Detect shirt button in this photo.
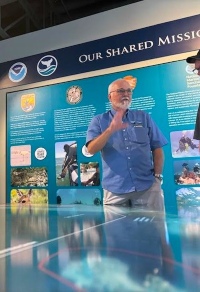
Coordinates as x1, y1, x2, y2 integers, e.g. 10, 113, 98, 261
128, 157, 130, 159
123, 129, 126, 132
126, 147, 128, 149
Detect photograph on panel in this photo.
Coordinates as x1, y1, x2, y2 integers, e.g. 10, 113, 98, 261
174, 160, 200, 185
170, 130, 200, 158
80, 162, 100, 187
10, 145, 31, 166
56, 189, 102, 206
55, 141, 78, 186
11, 167, 48, 187
176, 187, 200, 208
10, 188, 48, 204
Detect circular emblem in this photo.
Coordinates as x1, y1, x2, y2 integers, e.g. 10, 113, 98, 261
35, 147, 47, 160
37, 55, 58, 76
67, 85, 82, 105
8, 62, 27, 82
82, 145, 93, 157
186, 64, 195, 75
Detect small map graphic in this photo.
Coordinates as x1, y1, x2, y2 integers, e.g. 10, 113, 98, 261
10, 145, 31, 166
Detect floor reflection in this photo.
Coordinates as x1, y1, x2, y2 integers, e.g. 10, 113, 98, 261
0, 204, 199, 291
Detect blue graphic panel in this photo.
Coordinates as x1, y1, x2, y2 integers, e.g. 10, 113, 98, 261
6, 59, 200, 209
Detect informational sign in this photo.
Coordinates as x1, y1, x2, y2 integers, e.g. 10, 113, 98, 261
1, 14, 200, 90
6, 59, 200, 207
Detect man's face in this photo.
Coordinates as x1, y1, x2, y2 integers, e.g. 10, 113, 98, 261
195, 60, 200, 76
108, 80, 132, 110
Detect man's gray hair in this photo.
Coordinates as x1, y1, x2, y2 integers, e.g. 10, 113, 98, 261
108, 78, 124, 95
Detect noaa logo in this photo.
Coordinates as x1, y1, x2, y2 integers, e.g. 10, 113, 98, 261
8, 62, 27, 82
37, 55, 58, 76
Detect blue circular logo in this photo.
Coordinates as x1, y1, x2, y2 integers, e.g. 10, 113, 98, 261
37, 55, 58, 76
8, 62, 27, 82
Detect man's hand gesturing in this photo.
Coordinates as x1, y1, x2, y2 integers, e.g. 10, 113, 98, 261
109, 109, 128, 133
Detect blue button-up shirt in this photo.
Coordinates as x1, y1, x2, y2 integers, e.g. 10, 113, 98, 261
86, 108, 168, 194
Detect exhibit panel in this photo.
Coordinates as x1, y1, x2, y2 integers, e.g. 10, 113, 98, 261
6, 59, 200, 208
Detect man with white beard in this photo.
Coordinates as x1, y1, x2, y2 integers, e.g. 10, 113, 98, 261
86, 78, 168, 209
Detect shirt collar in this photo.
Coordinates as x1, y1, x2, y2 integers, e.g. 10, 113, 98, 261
110, 107, 129, 117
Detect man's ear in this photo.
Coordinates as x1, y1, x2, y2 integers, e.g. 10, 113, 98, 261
108, 94, 111, 101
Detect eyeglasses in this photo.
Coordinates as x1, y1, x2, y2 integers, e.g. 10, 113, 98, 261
193, 68, 200, 74
109, 88, 132, 95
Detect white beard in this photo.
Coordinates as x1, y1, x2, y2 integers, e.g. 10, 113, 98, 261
113, 100, 131, 110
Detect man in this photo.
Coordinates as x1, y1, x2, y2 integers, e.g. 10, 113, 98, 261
186, 50, 200, 140
186, 49, 200, 76
86, 78, 168, 210
57, 143, 78, 186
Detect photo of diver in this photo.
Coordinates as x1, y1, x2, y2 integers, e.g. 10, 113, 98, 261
171, 130, 199, 158
174, 160, 200, 185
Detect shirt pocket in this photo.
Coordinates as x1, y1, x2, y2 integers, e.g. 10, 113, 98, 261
127, 126, 149, 143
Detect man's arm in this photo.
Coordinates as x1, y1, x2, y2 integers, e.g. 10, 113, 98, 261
87, 109, 128, 154
87, 127, 113, 154
152, 148, 164, 174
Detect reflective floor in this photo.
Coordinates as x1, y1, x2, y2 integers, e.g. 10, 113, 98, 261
0, 204, 200, 291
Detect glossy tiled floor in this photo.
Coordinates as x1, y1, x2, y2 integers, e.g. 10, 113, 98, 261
0, 204, 200, 291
